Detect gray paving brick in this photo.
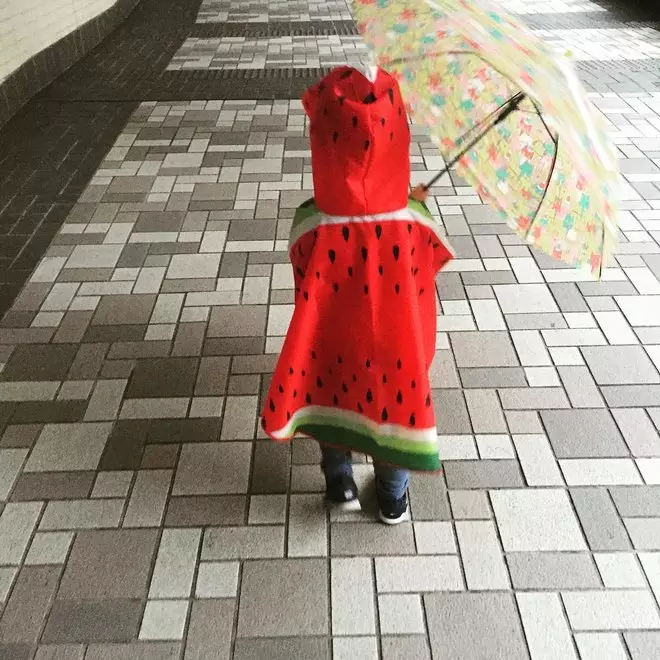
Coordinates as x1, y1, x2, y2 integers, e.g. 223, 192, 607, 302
237, 559, 328, 637
433, 390, 472, 434
612, 409, 660, 456
541, 409, 628, 458
583, 346, 660, 385
602, 385, 660, 407
425, 593, 528, 660
610, 486, 660, 517
570, 488, 631, 551
451, 332, 519, 368
625, 632, 660, 660
507, 552, 601, 590
558, 366, 605, 408
444, 461, 524, 490
499, 388, 570, 410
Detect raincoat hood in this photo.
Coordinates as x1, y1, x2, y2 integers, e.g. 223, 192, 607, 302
302, 65, 411, 217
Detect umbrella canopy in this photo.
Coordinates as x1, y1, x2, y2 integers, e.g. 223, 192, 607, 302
353, 0, 620, 277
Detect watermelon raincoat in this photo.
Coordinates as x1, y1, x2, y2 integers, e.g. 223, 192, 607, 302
260, 65, 454, 471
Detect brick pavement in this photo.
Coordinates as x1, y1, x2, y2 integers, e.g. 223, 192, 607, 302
1, 0, 660, 658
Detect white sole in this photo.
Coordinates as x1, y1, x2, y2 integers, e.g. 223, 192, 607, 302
330, 498, 362, 512
379, 507, 410, 525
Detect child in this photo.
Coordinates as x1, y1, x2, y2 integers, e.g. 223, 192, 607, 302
261, 64, 454, 524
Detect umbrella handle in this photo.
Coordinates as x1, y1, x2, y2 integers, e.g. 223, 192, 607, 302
423, 93, 525, 191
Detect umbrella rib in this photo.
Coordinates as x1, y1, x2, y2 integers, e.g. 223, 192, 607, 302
424, 92, 525, 190
522, 133, 560, 244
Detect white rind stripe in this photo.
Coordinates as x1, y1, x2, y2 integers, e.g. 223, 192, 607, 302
289, 207, 454, 253
270, 404, 438, 446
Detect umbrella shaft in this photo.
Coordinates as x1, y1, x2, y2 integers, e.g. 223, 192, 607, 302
424, 93, 525, 190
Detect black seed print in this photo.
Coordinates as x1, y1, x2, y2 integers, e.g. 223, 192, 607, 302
398, 107, 403, 117
278, 384, 284, 393
348, 267, 353, 276
342, 382, 348, 393
407, 223, 413, 234
303, 291, 309, 301
333, 131, 339, 143
364, 285, 369, 295
413, 267, 419, 276
333, 283, 339, 293
381, 117, 386, 126
397, 359, 402, 370
293, 389, 297, 398
340, 69, 353, 79
382, 408, 389, 422
328, 249, 336, 263
387, 88, 394, 104
269, 399, 275, 412
298, 244, 304, 256
352, 116, 358, 128
289, 367, 294, 375
316, 377, 323, 388
337, 355, 343, 364
342, 226, 350, 242
357, 402, 364, 413
375, 225, 382, 239
311, 351, 317, 359
395, 283, 400, 294
410, 413, 416, 426
364, 140, 370, 150
419, 288, 425, 296
397, 391, 403, 404
411, 380, 416, 389
411, 247, 416, 256
302, 370, 306, 376
378, 265, 384, 276
363, 92, 377, 104
393, 245, 400, 260
382, 374, 388, 384
366, 359, 371, 368
306, 393, 312, 404
338, 96, 345, 105
366, 389, 373, 403
361, 247, 368, 262
295, 287, 300, 294
426, 394, 432, 407
287, 412, 291, 421
390, 131, 394, 141
333, 395, 339, 405
315, 271, 320, 279
352, 374, 358, 383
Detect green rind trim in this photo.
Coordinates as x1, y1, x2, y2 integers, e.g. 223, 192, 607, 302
283, 412, 437, 454
292, 198, 318, 234
298, 423, 440, 471
407, 197, 433, 219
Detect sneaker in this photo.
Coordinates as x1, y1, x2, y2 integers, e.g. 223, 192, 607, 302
378, 494, 410, 525
325, 475, 361, 512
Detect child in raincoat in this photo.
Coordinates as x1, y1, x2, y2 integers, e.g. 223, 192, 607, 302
261, 64, 454, 524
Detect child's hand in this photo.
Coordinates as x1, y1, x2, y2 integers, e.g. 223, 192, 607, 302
410, 184, 429, 202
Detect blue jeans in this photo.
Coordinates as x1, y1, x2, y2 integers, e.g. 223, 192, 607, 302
321, 446, 409, 501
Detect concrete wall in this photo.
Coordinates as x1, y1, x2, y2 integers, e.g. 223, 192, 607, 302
0, 0, 116, 82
